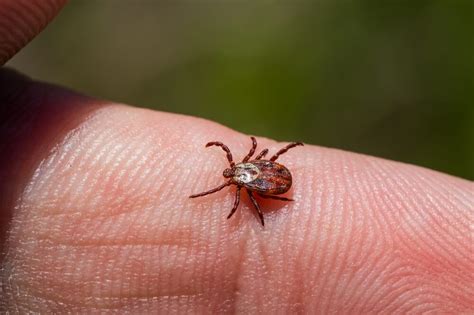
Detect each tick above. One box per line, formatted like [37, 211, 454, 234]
[189, 137, 303, 226]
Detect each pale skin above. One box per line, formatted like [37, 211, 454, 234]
[0, 1, 473, 313]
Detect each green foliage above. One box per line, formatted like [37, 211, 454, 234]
[10, 1, 473, 179]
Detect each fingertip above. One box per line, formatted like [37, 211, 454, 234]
[0, 0, 67, 64]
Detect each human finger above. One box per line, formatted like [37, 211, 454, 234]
[0, 69, 472, 312]
[0, 0, 66, 65]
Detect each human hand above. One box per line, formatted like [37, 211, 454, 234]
[1, 1, 472, 313]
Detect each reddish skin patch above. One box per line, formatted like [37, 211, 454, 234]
[189, 137, 303, 226]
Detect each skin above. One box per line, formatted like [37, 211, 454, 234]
[1, 1, 473, 313]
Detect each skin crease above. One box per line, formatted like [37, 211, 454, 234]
[0, 1, 473, 313]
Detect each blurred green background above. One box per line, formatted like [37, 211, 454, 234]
[9, 1, 473, 179]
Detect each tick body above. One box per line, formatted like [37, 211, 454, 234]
[189, 137, 303, 226]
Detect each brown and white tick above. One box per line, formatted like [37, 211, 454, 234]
[189, 137, 303, 226]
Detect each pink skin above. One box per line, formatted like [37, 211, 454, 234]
[1, 1, 473, 313]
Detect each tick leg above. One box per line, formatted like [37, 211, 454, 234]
[189, 181, 232, 198]
[255, 148, 269, 160]
[258, 193, 294, 201]
[247, 189, 265, 226]
[206, 141, 235, 167]
[270, 142, 304, 162]
[227, 186, 242, 220]
[242, 136, 257, 162]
